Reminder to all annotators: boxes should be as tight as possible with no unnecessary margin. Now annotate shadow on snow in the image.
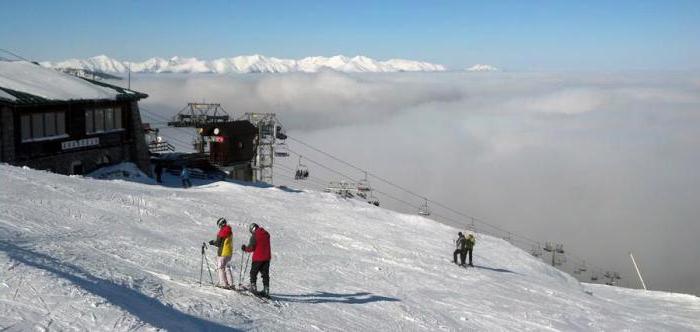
[472,264,517,274]
[273,291,400,304]
[0,241,240,332]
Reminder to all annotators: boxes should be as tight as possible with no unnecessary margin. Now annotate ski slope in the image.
[1,164,699,331]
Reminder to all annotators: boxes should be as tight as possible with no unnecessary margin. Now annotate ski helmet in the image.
[217,217,227,227]
[248,223,259,234]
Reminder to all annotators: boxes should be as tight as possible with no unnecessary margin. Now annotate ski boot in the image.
[261,285,270,298]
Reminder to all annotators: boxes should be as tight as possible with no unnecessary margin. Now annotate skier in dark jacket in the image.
[454,232,467,266]
[242,223,271,297]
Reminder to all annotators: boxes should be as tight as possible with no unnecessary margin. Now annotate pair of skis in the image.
[215,284,279,307]
[453,261,474,268]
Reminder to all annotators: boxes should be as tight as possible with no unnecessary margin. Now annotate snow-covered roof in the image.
[0,61,146,105]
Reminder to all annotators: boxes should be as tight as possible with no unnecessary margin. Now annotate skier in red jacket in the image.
[241,223,271,297]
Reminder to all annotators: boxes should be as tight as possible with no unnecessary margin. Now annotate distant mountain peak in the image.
[41,54,447,74]
[467,64,500,72]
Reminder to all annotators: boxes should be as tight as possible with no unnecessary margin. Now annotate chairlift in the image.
[357,171,371,192]
[275,142,290,157]
[530,245,542,257]
[418,198,430,216]
[294,156,309,180]
[577,261,588,273]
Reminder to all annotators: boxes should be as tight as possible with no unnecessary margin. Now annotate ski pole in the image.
[199,242,205,286]
[244,252,250,275]
[202,243,214,285]
[238,250,245,286]
[242,252,251,287]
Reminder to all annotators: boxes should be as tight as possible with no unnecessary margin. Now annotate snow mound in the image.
[88,162,155,184]
[0,164,698,330]
[40,54,447,74]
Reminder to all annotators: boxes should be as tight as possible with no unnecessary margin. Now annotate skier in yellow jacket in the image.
[209,217,233,288]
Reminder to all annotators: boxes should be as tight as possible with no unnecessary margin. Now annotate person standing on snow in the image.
[454,232,467,266]
[181,166,191,188]
[242,223,271,297]
[154,164,163,183]
[209,217,233,288]
[465,233,475,267]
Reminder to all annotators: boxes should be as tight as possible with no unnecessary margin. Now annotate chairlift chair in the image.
[275,142,290,157]
[418,198,431,216]
[357,171,371,192]
[294,156,309,180]
[357,180,371,192]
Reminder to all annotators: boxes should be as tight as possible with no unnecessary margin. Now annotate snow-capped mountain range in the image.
[40,54,448,74]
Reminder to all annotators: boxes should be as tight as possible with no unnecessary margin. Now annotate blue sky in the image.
[1,0,698,70]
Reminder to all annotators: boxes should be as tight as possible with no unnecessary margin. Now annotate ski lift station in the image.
[157,103,289,184]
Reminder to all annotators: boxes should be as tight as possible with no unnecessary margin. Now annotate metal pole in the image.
[202,244,214,285]
[238,250,245,286]
[552,250,556,267]
[629,252,647,290]
[199,243,205,286]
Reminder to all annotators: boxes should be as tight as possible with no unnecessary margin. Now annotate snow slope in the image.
[1,164,699,331]
[40,55,446,74]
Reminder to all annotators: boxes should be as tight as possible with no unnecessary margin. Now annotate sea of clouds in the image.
[128,71,700,296]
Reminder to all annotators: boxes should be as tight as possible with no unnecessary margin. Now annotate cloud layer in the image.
[130,71,700,295]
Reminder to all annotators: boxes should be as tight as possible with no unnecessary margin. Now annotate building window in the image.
[94,108,104,132]
[44,112,56,136]
[114,107,123,129]
[32,113,43,137]
[57,112,65,134]
[21,115,31,141]
[105,108,114,130]
[85,109,94,133]
[86,107,124,134]
[20,111,67,142]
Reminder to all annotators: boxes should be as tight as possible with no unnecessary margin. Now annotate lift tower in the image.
[238,113,287,184]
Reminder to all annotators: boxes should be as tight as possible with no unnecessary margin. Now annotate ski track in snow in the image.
[0,164,699,331]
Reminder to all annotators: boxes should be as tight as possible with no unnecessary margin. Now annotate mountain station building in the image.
[0,61,151,175]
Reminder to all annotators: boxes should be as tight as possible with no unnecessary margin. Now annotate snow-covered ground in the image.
[1,164,698,331]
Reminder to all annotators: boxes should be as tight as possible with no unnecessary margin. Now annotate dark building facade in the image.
[200,120,258,181]
[0,62,151,176]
